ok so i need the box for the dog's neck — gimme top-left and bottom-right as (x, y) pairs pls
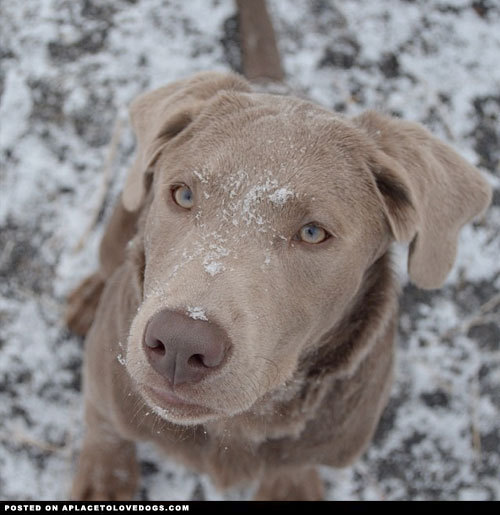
(303, 250), (398, 380)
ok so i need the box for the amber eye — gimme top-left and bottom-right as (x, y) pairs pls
(297, 223), (330, 244)
(171, 184), (194, 209)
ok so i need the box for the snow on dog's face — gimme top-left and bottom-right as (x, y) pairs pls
(123, 73), (491, 425)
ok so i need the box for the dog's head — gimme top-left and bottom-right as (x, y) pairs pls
(122, 72), (491, 425)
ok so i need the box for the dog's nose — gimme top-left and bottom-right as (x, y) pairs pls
(143, 309), (229, 386)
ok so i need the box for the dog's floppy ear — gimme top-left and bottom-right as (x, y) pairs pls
(122, 72), (251, 212)
(354, 111), (492, 289)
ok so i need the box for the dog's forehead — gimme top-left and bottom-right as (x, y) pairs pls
(155, 93), (379, 242)
(198, 93), (368, 185)
(187, 107), (372, 220)
(183, 156), (370, 254)
(194, 165), (302, 233)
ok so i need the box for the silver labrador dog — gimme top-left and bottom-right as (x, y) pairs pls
(67, 4), (491, 501)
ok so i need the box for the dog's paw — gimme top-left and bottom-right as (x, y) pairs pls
(254, 466), (324, 501)
(71, 443), (139, 501)
(65, 273), (105, 337)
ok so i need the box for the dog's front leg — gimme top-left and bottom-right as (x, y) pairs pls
(71, 401), (139, 501)
(254, 466), (324, 501)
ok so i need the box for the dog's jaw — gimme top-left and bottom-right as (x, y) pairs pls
(142, 385), (222, 425)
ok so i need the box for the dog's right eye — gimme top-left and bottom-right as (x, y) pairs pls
(171, 184), (194, 209)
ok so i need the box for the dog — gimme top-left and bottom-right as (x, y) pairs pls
(67, 1), (492, 502)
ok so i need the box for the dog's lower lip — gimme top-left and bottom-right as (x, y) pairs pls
(145, 386), (205, 409)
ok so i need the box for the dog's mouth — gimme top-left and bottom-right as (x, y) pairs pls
(142, 385), (219, 423)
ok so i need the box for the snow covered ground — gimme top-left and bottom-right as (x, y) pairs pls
(1, 0), (499, 501)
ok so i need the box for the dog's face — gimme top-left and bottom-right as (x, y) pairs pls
(127, 94), (389, 424)
(123, 73), (491, 425)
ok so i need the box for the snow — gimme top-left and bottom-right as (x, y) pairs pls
(193, 170), (209, 185)
(268, 187), (295, 206)
(1, 0), (499, 502)
(203, 261), (224, 277)
(186, 307), (208, 322)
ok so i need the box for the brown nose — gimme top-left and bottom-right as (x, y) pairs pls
(143, 309), (230, 386)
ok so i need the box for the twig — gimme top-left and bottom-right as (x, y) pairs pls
(470, 371), (482, 463)
(443, 291), (500, 338)
(475, 291), (500, 316)
(1, 429), (68, 455)
(73, 114), (124, 253)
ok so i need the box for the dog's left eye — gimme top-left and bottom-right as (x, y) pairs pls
(171, 184), (194, 209)
(296, 223), (330, 244)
